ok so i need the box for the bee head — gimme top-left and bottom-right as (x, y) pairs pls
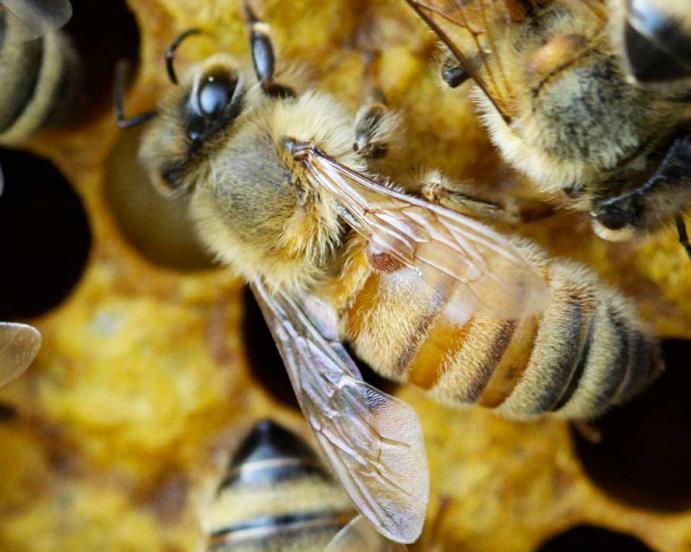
(140, 55), (249, 198)
(184, 58), (246, 144)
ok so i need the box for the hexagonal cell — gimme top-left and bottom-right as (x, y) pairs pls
(536, 525), (653, 552)
(242, 287), (298, 410)
(0, 148), (90, 319)
(104, 127), (215, 270)
(63, 0), (141, 120)
(573, 340), (691, 511)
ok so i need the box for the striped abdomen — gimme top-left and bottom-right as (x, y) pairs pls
(206, 420), (355, 552)
(341, 240), (662, 420)
(0, 10), (80, 145)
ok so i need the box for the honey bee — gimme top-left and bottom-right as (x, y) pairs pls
(0, 0), (80, 145)
(204, 419), (406, 551)
(404, 0), (691, 256)
(115, 2), (660, 542)
(606, 0), (691, 255)
(0, 322), (41, 388)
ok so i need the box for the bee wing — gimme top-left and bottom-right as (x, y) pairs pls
(325, 515), (409, 552)
(0, 322), (41, 388)
(292, 143), (550, 323)
(404, 0), (606, 121)
(2, 0), (72, 39)
(405, 0), (521, 120)
(251, 281), (429, 545)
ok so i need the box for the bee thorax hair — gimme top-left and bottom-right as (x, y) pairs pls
(190, 91), (367, 293)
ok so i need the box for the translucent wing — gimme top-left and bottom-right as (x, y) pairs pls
(404, 0), (607, 121)
(289, 141), (550, 325)
(0, 322), (41, 388)
(251, 281), (429, 544)
(325, 515), (409, 552)
(1, 0), (72, 39)
(404, 0), (522, 121)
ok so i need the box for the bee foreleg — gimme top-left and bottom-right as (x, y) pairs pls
(352, 51), (399, 160)
(416, 171), (555, 224)
(353, 102), (395, 160)
(592, 132), (691, 248)
(417, 170), (516, 221)
(244, 1), (295, 99)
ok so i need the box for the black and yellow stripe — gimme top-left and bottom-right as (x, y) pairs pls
(205, 420), (356, 552)
(342, 241), (661, 420)
(0, 9), (80, 145)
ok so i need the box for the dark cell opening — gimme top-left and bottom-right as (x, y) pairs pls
(572, 339), (691, 511)
(242, 287), (399, 411)
(63, 0), (141, 119)
(104, 127), (215, 270)
(536, 525), (653, 552)
(0, 148), (91, 319)
(243, 287), (299, 410)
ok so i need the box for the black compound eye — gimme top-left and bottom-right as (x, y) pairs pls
(196, 72), (237, 117)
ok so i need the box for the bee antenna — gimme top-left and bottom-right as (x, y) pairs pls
(244, 0), (260, 24)
(165, 28), (203, 85)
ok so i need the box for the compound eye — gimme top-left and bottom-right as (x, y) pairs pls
(196, 72), (237, 117)
(624, 0), (691, 83)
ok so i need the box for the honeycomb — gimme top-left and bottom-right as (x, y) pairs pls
(1, 0), (691, 551)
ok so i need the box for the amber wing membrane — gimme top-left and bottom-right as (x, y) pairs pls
(404, 0), (607, 120)
(405, 0), (520, 120)
(1, 0), (73, 38)
(325, 515), (409, 552)
(251, 281), (429, 545)
(0, 322), (41, 388)
(291, 142), (550, 324)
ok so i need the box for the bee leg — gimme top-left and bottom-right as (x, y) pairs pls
(418, 171), (555, 224)
(676, 216), (691, 260)
(113, 61), (157, 129)
(353, 102), (394, 160)
(440, 48), (469, 89)
(592, 132), (691, 250)
(418, 170), (519, 222)
(244, 2), (295, 99)
(353, 52), (398, 160)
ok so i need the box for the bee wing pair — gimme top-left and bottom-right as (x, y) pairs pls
(325, 515), (409, 551)
(1, 0), (72, 39)
(0, 322), (41, 388)
(404, 0), (607, 122)
(290, 141), (551, 321)
(252, 281), (429, 544)
(253, 143), (552, 543)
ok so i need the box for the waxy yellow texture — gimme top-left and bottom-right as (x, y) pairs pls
(1, 1), (690, 551)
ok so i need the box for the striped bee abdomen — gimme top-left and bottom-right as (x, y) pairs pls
(0, 9), (80, 145)
(205, 420), (355, 552)
(344, 240), (662, 420)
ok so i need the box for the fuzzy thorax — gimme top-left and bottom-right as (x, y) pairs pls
(191, 91), (366, 294)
